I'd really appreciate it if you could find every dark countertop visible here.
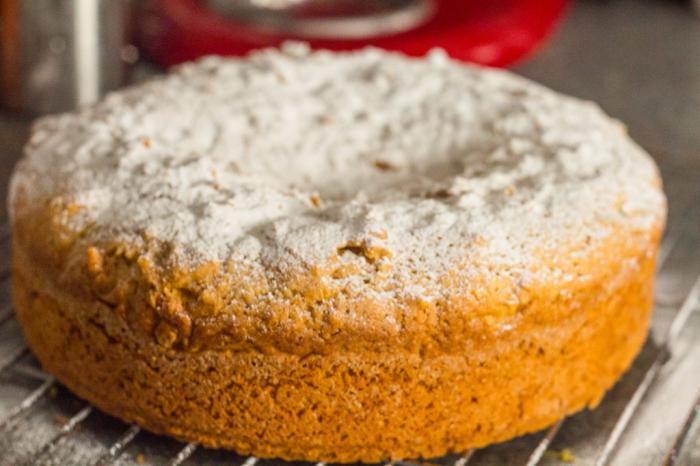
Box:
[516,0,700,162]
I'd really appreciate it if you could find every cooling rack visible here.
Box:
[0,152,698,466]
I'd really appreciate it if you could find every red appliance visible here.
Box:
[139,0,569,68]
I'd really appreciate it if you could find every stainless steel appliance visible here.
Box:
[0,0,135,114]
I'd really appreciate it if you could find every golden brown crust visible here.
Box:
[11,196,662,461]
[10,189,664,355]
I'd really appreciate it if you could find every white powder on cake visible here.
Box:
[9,43,665,299]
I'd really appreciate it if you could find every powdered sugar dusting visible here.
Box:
[10,43,665,300]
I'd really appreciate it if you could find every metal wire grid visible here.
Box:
[0,160,697,465]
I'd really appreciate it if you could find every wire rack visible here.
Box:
[0,154,698,466]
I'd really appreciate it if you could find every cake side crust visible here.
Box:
[12,234,658,462]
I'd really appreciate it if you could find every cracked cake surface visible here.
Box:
[11,43,663,301]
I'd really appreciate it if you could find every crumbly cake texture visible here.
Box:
[10,44,665,462]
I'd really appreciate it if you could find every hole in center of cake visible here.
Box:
[225,148,468,202]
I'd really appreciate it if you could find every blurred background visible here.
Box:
[0,1,699,465]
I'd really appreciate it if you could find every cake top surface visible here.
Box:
[11,43,665,301]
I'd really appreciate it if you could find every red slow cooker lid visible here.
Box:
[139,0,569,68]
